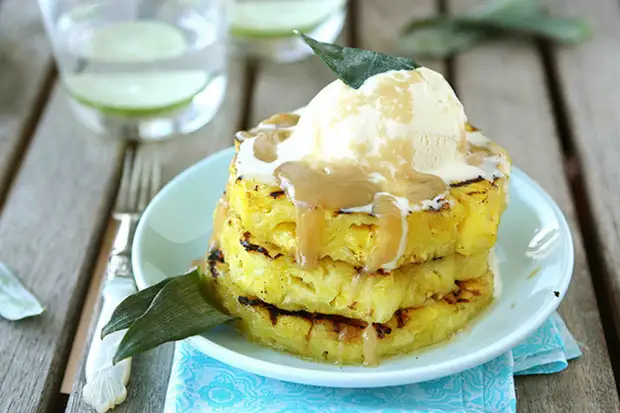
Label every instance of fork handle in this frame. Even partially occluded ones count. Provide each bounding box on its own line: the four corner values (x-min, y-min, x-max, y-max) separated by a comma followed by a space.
111, 215, 139, 256
107, 216, 139, 281
83, 277, 136, 413
82, 216, 139, 412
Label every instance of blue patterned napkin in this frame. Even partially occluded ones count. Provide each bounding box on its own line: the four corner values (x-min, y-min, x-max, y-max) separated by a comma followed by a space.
164, 312, 581, 413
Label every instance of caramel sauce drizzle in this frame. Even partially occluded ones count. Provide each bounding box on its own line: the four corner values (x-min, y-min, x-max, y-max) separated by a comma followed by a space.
237, 113, 299, 162
294, 207, 325, 269
239, 112, 499, 271
337, 329, 347, 364
466, 144, 494, 166
366, 195, 403, 273
253, 130, 291, 163
362, 324, 379, 366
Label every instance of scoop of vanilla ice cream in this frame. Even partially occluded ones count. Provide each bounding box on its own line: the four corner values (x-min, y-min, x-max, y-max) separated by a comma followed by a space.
277, 67, 468, 173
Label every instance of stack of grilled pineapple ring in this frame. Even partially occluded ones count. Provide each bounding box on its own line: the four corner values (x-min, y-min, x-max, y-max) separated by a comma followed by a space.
203, 114, 510, 366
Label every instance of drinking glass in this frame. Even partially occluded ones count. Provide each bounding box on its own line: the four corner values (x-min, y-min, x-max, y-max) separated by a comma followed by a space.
38, 0, 229, 140
229, 0, 346, 62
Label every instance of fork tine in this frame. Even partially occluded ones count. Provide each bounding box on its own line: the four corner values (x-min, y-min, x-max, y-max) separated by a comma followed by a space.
137, 147, 152, 212
150, 149, 162, 201
115, 147, 134, 211
129, 147, 144, 212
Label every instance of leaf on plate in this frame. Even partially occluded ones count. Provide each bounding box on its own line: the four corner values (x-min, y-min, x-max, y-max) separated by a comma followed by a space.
0, 262, 45, 321
297, 31, 420, 89
101, 277, 173, 338
397, 0, 589, 58
111, 270, 233, 364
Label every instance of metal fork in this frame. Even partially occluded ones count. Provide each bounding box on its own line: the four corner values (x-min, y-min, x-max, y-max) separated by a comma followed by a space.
83, 145, 162, 413
108, 145, 162, 281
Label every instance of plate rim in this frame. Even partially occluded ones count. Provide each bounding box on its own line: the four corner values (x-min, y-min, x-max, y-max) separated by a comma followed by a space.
132, 146, 574, 388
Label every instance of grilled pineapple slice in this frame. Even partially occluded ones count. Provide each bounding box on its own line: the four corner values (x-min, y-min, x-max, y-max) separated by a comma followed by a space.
204, 259, 493, 365
228, 165, 508, 268
217, 211, 490, 323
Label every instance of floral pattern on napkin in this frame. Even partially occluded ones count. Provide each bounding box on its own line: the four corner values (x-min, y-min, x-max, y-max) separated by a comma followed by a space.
165, 313, 580, 413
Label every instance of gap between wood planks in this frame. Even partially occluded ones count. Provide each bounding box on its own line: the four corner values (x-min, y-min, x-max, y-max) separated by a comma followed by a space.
0, 63, 56, 215
240, 58, 259, 131
346, 0, 359, 48
538, 40, 620, 393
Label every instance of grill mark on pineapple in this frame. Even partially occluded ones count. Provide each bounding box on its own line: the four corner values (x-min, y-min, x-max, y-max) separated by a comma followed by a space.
207, 251, 225, 279
336, 209, 353, 215
306, 323, 315, 342
444, 280, 484, 304
450, 176, 484, 188
240, 233, 276, 259
373, 323, 392, 339
209, 262, 219, 279
237, 272, 488, 340
269, 190, 285, 199
238, 296, 263, 306
395, 309, 406, 328
207, 249, 225, 263
237, 295, 395, 339
267, 308, 279, 326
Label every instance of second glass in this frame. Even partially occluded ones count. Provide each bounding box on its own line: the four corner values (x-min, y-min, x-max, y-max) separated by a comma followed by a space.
39, 0, 229, 140
229, 0, 347, 62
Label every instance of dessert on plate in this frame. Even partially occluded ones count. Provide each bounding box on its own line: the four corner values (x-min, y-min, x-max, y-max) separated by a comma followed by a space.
203, 48, 511, 365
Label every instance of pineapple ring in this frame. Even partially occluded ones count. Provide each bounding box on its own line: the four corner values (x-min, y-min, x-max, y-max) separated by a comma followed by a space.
204, 259, 493, 365
216, 211, 491, 323
228, 160, 509, 269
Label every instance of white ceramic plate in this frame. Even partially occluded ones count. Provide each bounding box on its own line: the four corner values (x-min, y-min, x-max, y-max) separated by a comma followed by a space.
133, 147, 574, 388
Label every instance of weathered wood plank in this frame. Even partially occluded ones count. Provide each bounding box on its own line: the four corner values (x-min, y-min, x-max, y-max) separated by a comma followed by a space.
0, 86, 124, 413
65, 59, 247, 413
547, 0, 620, 350
0, 0, 53, 203
357, 0, 619, 411
447, 1, 619, 411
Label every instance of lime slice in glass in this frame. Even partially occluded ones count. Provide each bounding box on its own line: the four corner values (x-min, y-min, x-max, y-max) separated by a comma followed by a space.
78, 20, 189, 63
230, 0, 346, 38
64, 71, 209, 117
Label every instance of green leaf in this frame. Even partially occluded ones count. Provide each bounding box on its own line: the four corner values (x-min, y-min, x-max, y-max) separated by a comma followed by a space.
398, 20, 488, 59
112, 270, 233, 364
397, 0, 588, 58
398, 0, 541, 58
101, 277, 173, 338
465, 15, 591, 44
0, 262, 44, 321
297, 31, 420, 89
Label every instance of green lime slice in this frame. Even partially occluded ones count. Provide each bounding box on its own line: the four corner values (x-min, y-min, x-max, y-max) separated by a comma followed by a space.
78, 20, 189, 63
64, 71, 209, 117
230, 0, 346, 38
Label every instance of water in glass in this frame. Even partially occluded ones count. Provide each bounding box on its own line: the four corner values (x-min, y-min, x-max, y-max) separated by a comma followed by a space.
39, 0, 229, 140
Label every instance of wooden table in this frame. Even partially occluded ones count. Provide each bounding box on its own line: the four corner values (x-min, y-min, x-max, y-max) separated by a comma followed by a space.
1, 0, 619, 412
